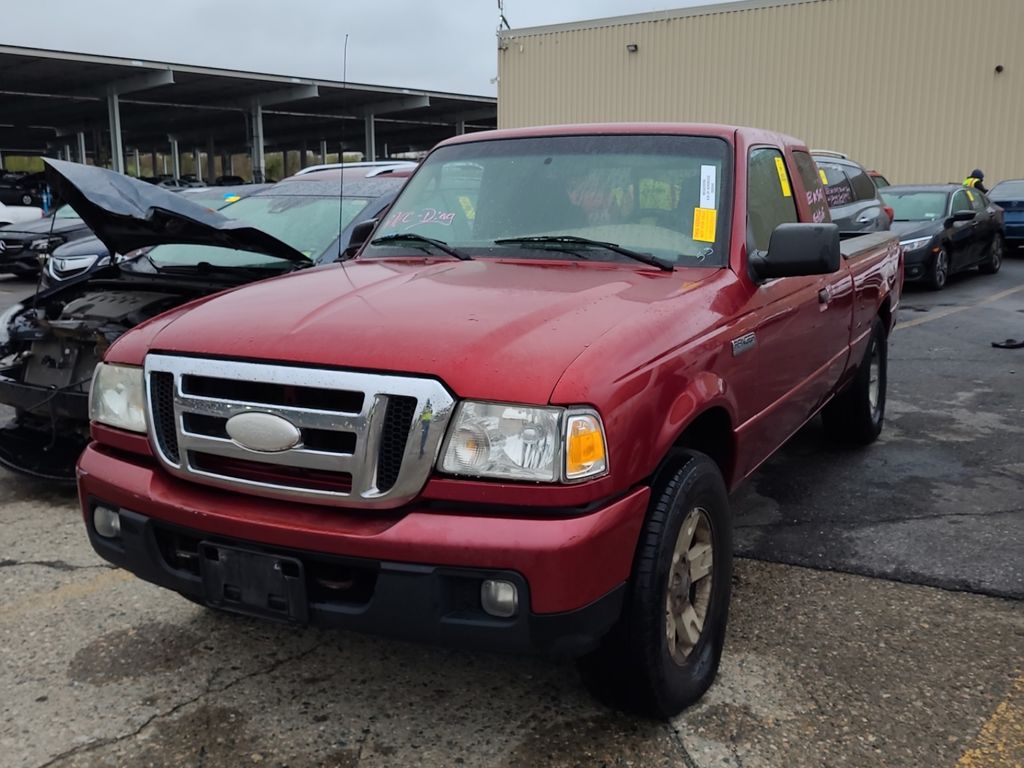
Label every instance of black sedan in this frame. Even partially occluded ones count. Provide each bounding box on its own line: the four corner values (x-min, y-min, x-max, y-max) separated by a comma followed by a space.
0, 204, 94, 277
989, 179, 1024, 251
881, 184, 1004, 290
0, 175, 40, 206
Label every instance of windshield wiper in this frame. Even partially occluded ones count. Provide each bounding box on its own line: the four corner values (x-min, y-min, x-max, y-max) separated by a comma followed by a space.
493, 235, 674, 271
370, 233, 471, 261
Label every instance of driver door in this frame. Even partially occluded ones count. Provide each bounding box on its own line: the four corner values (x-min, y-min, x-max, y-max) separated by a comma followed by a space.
947, 189, 980, 270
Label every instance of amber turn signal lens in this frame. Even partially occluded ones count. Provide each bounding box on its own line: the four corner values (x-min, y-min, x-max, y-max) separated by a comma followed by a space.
565, 413, 607, 480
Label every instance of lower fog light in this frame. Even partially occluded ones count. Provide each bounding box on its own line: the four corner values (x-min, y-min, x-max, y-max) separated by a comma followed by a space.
93, 505, 122, 539
481, 579, 518, 618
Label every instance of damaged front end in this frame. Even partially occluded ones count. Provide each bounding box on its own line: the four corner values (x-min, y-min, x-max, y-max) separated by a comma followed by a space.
0, 286, 184, 480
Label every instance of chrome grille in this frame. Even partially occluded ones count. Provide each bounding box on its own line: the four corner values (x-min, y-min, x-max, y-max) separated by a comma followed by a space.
145, 354, 454, 508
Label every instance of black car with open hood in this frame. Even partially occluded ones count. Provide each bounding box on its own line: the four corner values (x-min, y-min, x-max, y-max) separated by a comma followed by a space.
0, 160, 409, 480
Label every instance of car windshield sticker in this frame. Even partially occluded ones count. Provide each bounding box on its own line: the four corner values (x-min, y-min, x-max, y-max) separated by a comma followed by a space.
692, 208, 717, 242
700, 165, 717, 209
819, 168, 829, 186
774, 157, 792, 198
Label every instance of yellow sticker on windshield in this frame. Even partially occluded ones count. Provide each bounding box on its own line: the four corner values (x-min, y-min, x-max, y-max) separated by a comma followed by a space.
774, 157, 792, 197
458, 195, 476, 220
693, 208, 718, 242
966, 189, 975, 202
819, 168, 829, 186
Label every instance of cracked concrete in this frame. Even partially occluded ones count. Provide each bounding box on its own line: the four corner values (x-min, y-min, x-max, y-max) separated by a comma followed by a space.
1, 251, 1023, 767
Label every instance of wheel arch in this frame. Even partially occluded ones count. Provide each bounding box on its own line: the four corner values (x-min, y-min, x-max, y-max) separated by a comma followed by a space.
652, 405, 736, 493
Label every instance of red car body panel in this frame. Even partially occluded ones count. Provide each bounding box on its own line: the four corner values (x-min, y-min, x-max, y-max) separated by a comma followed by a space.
78, 442, 648, 613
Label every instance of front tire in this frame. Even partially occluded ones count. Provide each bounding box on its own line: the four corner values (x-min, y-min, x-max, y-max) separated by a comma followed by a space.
579, 452, 732, 719
927, 248, 949, 290
979, 235, 1003, 274
822, 316, 887, 445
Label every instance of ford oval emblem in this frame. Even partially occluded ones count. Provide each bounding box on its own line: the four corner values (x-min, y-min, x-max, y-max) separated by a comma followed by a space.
225, 412, 301, 453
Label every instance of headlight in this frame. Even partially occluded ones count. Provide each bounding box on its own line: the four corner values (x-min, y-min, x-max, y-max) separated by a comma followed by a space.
89, 363, 147, 433
439, 401, 607, 483
899, 236, 932, 252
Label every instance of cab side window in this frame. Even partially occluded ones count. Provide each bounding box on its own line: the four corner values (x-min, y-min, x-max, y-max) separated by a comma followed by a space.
968, 190, 988, 213
747, 148, 798, 252
792, 150, 831, 224
950, 190, 972, 214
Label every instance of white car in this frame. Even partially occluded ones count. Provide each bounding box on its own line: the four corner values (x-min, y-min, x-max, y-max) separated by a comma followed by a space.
0, 201, 44, 226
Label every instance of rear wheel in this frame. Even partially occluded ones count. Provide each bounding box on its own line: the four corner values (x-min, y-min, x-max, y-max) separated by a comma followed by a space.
979, 235, 1003, 274
20, 193, 33, 206
823, 316, 887, 445
578, 452, 732, 719
927, 248, 949, 290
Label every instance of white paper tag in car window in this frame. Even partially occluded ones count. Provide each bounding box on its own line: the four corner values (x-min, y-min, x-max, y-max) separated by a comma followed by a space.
700, 165, 717, 209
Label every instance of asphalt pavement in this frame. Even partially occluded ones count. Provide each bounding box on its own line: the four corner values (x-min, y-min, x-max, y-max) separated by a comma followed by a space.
734, 258, 1024, 599
0, 262, 1022, 767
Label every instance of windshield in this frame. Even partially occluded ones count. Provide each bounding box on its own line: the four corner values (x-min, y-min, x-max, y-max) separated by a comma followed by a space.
881, 191, 948, 221
54, 205, 80, 219
990, 180, 1024, 201
146, 194, 372, 267
364, 134, 733, 268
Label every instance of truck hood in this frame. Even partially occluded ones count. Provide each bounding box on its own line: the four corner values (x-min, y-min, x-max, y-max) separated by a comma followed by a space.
146, 259, 719, 403
43, 159, 308, 264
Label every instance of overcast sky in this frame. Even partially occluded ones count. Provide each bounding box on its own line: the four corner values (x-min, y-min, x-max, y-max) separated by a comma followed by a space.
2, 0, 732, 95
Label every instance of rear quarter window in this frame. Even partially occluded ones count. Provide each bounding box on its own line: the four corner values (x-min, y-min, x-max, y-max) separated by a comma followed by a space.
792, 151, 831, 224
818, 162, 856, 208
848, 167, 878, 202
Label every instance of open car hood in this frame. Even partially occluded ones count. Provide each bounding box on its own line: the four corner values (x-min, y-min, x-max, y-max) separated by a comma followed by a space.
43, 159, 309, 264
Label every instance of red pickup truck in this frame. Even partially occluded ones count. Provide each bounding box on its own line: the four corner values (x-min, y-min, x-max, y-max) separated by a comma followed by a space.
73, 124, 901, 717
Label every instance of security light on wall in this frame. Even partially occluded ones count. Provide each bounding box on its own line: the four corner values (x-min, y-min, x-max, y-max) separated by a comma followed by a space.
626, 43, 639, 53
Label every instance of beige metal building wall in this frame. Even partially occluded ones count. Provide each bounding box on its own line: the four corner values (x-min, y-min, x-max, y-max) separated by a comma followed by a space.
497, 0, 1024, 185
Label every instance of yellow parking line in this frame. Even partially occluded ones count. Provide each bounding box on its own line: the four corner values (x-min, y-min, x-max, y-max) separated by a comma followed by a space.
0, 568, 133, 622
898, 283, 1024, 330
956, 673, 1024, 767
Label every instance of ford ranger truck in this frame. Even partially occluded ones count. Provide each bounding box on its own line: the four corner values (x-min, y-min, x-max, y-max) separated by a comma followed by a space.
75, 124, 902, 718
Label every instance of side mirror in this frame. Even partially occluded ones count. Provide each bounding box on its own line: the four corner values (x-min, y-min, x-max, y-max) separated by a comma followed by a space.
945, 210, 976, 227
749, 223, 840, 281
342, 218, 378, 260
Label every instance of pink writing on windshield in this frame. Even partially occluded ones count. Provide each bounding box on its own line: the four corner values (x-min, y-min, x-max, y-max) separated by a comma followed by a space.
384, 209, 457, 228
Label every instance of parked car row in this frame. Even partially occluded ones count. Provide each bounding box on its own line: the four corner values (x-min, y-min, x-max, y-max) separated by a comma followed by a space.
0, 165, 411, 480
0, 122, 1016, 719
0, 170, 45, 207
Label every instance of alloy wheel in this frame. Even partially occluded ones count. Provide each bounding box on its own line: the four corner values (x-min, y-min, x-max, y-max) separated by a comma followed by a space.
665, 505, 714, 665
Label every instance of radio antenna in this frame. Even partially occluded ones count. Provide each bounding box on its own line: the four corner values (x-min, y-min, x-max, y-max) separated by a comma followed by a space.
337, 33, 349, 259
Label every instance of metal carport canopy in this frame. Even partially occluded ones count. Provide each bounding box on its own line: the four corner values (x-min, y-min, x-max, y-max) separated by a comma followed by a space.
0, 44, 497, 174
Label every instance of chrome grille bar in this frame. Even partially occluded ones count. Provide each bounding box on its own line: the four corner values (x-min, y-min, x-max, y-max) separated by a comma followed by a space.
144, 354, 455, 508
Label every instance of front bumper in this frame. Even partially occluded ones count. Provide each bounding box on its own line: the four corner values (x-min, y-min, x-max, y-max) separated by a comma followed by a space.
900, 245, 934, 282
0, 370, 89, 419
0, 253, 40, 275
78, 443, 649, 656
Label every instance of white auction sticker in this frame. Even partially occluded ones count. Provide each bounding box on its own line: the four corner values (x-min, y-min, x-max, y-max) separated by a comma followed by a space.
700, 165, 717, 209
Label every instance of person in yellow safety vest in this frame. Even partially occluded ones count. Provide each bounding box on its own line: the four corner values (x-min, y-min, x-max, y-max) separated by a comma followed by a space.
963, 169, 988, 193
418, 400, 434, 458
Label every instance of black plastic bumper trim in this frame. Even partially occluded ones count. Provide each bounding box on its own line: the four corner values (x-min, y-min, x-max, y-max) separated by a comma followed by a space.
84, 500, 625, 658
